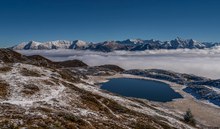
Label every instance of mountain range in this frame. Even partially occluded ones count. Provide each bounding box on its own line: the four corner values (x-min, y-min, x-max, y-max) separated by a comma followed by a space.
12, 37, 220, 52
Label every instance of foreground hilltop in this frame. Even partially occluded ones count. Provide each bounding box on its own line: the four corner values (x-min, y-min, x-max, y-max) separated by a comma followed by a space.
12, 37, 220, 52
2, 48, 220, 128
0, 49, 197, 129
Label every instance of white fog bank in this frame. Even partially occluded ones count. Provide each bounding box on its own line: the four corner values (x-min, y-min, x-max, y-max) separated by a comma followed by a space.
17, 49, 220, 79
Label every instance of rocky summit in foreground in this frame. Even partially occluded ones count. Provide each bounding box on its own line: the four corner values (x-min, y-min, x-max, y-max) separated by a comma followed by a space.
11, 37, 220, 52
0, 49, 219, 128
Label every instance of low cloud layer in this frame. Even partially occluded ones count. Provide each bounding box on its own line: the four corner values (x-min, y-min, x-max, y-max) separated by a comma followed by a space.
17, 49, 220, 79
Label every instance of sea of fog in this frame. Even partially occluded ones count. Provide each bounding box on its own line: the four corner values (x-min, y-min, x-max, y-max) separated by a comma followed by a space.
17, 49, 220, 79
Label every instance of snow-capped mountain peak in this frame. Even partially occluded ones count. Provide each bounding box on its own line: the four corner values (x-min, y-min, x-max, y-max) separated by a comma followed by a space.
23, 41, 42, 50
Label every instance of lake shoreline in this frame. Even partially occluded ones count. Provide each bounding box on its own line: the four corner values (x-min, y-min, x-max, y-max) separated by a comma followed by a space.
88, 73, 220, 127
100, 77, 183, 102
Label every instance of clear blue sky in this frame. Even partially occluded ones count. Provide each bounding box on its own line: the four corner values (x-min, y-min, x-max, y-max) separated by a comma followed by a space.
0, 0, 220, 47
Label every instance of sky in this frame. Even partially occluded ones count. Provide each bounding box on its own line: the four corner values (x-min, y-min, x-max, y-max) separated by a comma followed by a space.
0, 0, 220, 47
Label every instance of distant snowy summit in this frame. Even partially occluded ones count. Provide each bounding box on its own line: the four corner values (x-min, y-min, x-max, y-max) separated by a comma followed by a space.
13, 40, 88, 50
12, 37, 220, 52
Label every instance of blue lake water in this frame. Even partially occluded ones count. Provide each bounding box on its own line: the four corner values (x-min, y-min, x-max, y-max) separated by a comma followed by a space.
101, 78, 183, 102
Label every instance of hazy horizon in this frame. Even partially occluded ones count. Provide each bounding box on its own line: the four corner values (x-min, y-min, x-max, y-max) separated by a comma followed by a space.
17, 49, 220, 79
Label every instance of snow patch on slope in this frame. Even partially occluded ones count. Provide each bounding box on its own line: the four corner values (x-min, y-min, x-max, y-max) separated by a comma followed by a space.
0, 63, 67, 107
